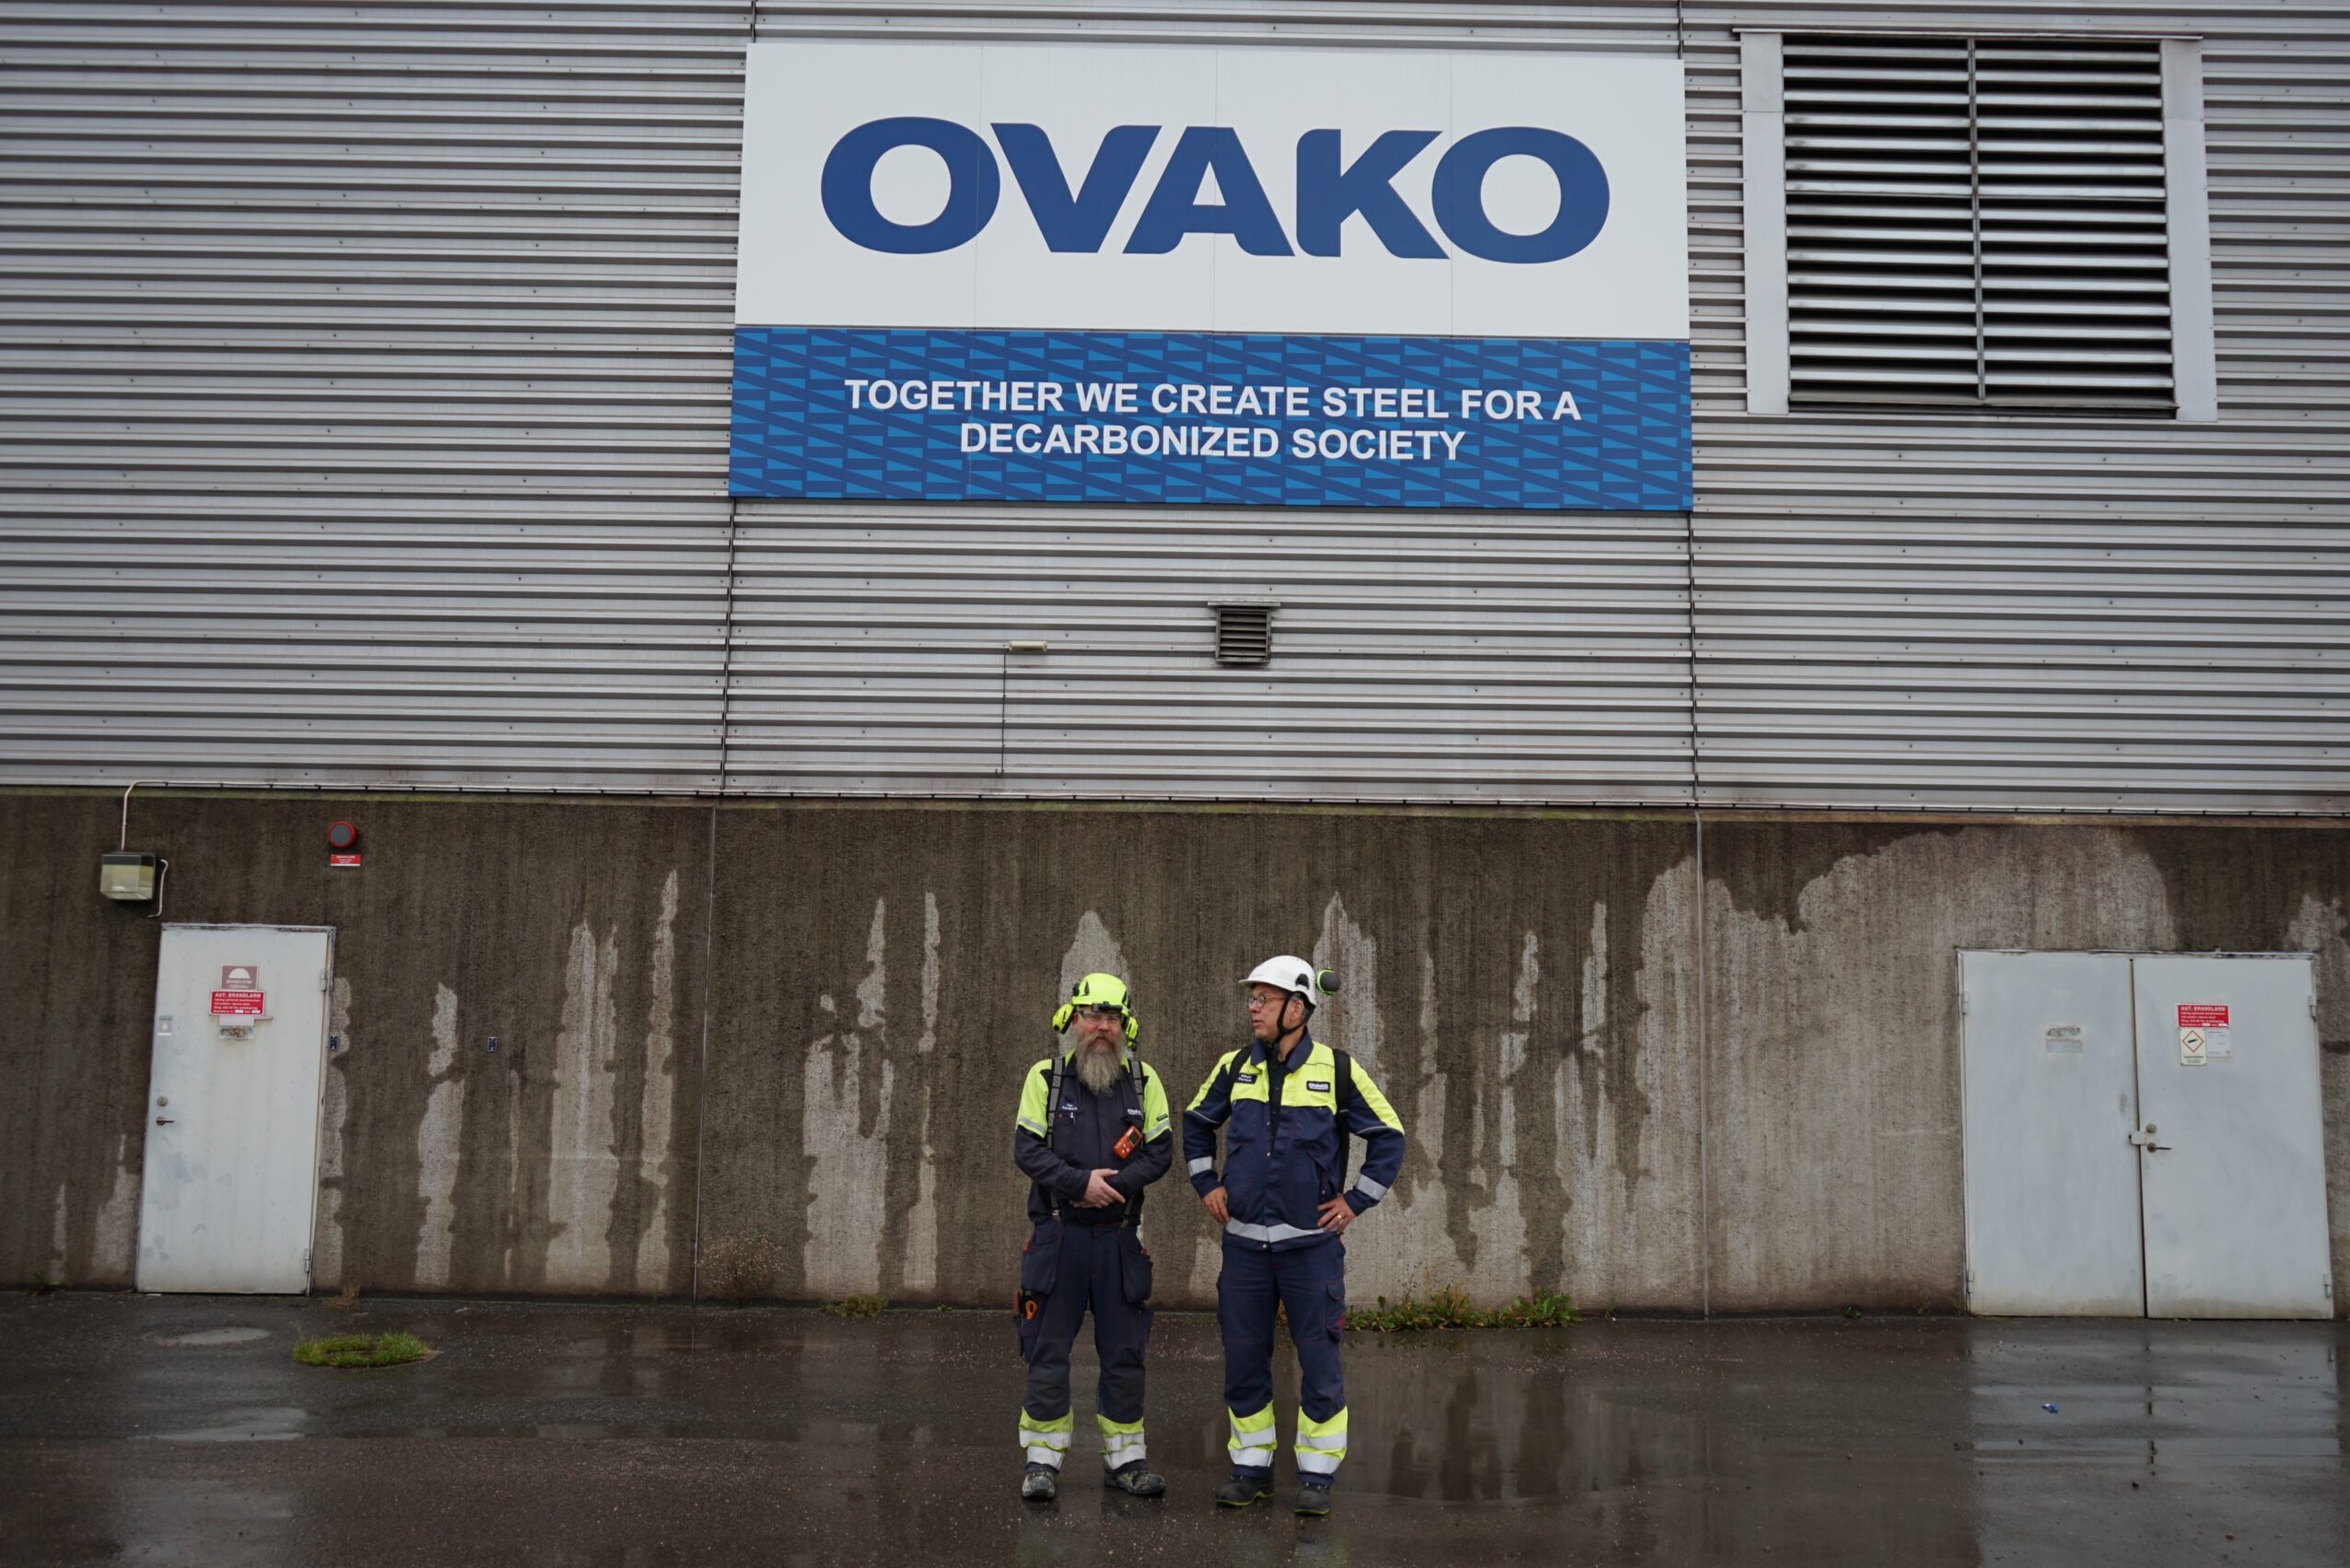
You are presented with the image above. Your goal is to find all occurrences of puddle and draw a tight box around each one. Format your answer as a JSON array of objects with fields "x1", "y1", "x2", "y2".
[
  {"x1": 151, "y1": 1328, "x2": 270, "y2": 1348},
  {"x1": 143, "y1": 1406, "x2": 307, "y2": 1443}
]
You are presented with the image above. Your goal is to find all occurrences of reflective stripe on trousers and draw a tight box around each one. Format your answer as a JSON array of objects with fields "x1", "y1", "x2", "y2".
[
  {"x1": 1296, "y1": 1406, "x2": 1349, "y2": 1476},
  {"x1": 1227, "y1": 1402, "x2": 1278, "y2": 1468},
  {"x1": 1019, "y1": 1409, "x2": 1073, "y2": 1470}
]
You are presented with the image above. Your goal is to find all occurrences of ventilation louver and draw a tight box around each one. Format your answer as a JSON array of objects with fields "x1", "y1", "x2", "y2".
[
  {"x1": 1213, "y1": 604, "x2": 1273, "y2": 666},
  {"x1": 1784, "y1": 35, "x2": 2173, "y2": 410}
]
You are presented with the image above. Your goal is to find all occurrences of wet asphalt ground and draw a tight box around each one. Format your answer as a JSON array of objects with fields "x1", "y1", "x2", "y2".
[{"x1": 0, "y1": 1293, "x2": 2343, "y2": 1566}]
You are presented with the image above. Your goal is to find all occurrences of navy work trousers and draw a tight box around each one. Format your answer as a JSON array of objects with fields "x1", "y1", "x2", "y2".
[
  {"x1": 1019, "y1": 1220, "x2": 1153, "y2": 1468},
  {"x1": 1218, "y1": 1236, "x2": 1347, "y2": 1482}
]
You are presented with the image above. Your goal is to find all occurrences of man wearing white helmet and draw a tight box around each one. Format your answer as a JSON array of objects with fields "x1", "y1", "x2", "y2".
[{"x1": 1183, "y1": 954, "x2": 1406, "y2": 1516}]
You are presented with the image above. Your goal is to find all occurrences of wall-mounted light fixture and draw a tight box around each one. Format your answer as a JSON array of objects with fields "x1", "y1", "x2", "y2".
[{"x1": 99, "y1": 850, "x2": 158, "y2": 902}]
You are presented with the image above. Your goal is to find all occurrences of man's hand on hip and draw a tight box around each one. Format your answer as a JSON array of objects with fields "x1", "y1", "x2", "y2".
[
  {"x1": 1316, "y1": 1196, "x2": 1355, "y2": 1234},
  {"x1": 1202, "y1": 1186, "x2": 1229, "y2": 1225}
]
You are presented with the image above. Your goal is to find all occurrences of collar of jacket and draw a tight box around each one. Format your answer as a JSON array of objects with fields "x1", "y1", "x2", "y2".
[{"x1": 1247, "y1": 1028, "x2": 1319, "y2": 1071}]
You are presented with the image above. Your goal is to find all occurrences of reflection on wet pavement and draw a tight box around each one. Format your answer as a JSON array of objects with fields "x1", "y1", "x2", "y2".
[{"x1": 1, "y1": 1294, "x2": 2341, "y2": 1565}]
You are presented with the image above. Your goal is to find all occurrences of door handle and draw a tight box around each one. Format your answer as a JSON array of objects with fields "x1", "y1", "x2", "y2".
[
  {"x1": 154, "y1": 1117, "x2": 174, "y2": 1126},
  {"x1": 2127, "y1": 1125, "x2": 2168, "y2": 1152}
]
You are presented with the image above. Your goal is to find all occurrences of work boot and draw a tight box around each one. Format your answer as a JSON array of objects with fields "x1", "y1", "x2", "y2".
[
  {"x1": 1214, "y1": 1474, "x2": 1272, "y2": 1508},
  {"x1": 1104, "y1": 1461, "x2": 1166, "y2": 1497},
  {"x1": 1295, "y1": 1481, "x2": 1333, "y2": 1516},
  {"x1": 1020, "y1": 1463, "x2": 1058, "y2": 1502}
]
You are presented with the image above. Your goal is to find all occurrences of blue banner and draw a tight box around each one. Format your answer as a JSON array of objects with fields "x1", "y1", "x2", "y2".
[{"x1": 731, "y1": 329, "x2": 1689, "y2": 510}]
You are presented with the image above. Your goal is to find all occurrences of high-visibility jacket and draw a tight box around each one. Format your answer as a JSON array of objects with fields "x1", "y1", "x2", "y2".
[
  {"x1": 1182, "y1": 1031, "x2": 1406, "y2": 1250},
  {"x1": 1014, "y1": 1050, "x2": 1173, "y2": 1226}
]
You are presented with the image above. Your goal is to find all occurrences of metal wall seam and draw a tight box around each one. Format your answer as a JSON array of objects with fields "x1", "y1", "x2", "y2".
[{"x1": 0, "y1": 1, "x2": 750, "y2": 790}]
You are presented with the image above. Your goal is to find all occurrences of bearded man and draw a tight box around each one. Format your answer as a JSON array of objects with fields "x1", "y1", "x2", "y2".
[{"x1": 1011, "y1": 972, "x2": 1174, "y2": 1501}]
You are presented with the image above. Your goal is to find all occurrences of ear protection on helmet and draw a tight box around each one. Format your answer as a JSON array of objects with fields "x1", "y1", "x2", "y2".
[{"x1": 1051, "y1": 992, "x2": 1141, "y2": 1044}]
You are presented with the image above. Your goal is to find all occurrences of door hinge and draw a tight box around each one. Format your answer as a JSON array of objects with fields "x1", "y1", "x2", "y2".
[
  {"x1": 1958, "y1": 994, "x2": 1970, "y2": 1015},
  {"x1": 320, "y1": 966, "x2": 330, "y2": 993},
  {"x1": 1964, "y1": 1270, "x2": 1973, "y2": 1296},
  {"x1": 303, "y1": 1247, "x2": 312, "y2": 1277}
]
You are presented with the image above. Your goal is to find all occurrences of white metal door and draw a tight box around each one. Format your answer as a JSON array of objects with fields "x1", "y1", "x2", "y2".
[
  {"x1": 2131, "y1": 955, "x2": 2332, "y2": 1319},
  {"x1": 135, "y1": 925, "x2": 334, "y2": 1293},
  {"x1": 1959, "y1": 952, "x2": 2146, "y2": 1316}
]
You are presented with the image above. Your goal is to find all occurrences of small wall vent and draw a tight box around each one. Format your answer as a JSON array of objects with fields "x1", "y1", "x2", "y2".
[{"x1": 1212, "y1": 603, "x2": 1273, "y2": 666}]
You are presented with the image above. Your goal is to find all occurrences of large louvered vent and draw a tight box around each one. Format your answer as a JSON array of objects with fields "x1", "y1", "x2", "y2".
[{"x1": 1784, "y1": 36, "x2": 2174, "y2": 410}]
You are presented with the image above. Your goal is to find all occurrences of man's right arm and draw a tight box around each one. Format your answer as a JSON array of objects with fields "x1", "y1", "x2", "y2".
[{"x1": 1012, "y1": 1059, "x2": 1091, "y2": 1201}]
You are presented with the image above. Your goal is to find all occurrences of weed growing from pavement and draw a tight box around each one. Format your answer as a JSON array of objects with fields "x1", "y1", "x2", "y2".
[
  {"x1": 294, "y1": 1331, "x2": 431, "y2": 1368},
  {"x1": 1349, "y1": 1284, "x2": 1579, "y2": 1332},
  {"x1": 825, "y1": 1293, "x2": 887, "y2": 1318}
]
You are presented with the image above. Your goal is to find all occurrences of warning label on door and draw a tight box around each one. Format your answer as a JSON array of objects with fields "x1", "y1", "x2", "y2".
[
  {"x1": 210, "y1": 990, "x2": 264, "y2": 1016},
  {"x1": 2179, "y1": 1002, "x2": 2230, "y2": 1059}
]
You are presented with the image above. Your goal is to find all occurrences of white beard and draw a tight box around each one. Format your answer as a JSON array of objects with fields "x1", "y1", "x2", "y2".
[{"x1": 1073, "y1": 1040, "x2": 1123, "y2": 1096}]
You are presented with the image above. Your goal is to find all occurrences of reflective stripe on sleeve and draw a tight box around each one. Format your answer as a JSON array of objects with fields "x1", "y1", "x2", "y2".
[
  {"x1": 1352, "y1": 1175, "x2": 1389, "y2": 1201},
  {"x1": 1187, "y1": 1156, "x2": 1215, "y2": 1176}
]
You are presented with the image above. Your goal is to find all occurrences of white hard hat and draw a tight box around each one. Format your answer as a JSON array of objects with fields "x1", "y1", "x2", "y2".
[{"x1": 1241, "y1": 955, "x2": 1338, "y2": 1006}]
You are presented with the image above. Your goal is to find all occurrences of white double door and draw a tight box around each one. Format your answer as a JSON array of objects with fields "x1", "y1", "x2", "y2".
[
  {"x1": 1959, "y1": 951, "x2": 2332, "y2": 1318},
  {"x1": 135, "y1": 924, "x2": 335, "y2": 1294}
]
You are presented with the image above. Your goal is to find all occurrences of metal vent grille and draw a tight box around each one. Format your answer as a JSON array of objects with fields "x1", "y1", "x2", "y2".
[
  {"x1": 1784, "y1": 35, "x2": 2173, "y2": 410},
  {"x1": 1212, "y1": 604, "x2": 1273, "y2": 666}
]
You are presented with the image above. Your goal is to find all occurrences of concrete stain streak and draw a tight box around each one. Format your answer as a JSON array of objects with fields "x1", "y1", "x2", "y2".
[
  {"x1": 546, "y1": 922, "x2": 621, "y2": 1292},
  {"x1": 1354, "y1": 948, "x2": 1469, "y2": 1307},
  {"x1": 1313, "y1": 893, "x2": 1382, "y2": 1073},
  {"x1": 414, "y1": 984, "x2": 465, "y2": 1289},
  {"x1": 91, "y1": 1135, "x2": 136, "y2": 1281},
  {"x1": 1467, "y1": 932, "x2": 1537, "y2": 1286},
  {"x1": 803, "y1": 900, "x2": 893, "y2": 1299},
  {"x1": 1058, "y1": 911, "x2": 1128, "y2": 1002},
  {"x1": 899, "y1": 891, "x2": 942, "y2": 1295},
  {"x1": 634, "y1": 869, "x2": 681, "y2": 1293},
  {"x1": 47, "y1": 1184, "x2": 66, "y2": 1281},
  {"x1": 313, "y1": 977, "x2": 354, "y2": 1289}
]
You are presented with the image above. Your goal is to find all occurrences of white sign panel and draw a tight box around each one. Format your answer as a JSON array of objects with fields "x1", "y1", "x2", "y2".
[
  {"x1": 738, "y1": 40, "x2": 1689, "y2": 337},
  {"x1": 731, "y1": 39, "x2": 1690, "y2": 510}
]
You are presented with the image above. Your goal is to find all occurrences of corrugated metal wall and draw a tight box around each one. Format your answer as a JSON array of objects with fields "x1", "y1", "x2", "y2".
[
  {"x1": 1685, "y1": 2, "x2": 2350, "y2": 810},
  {"x1": 0, "y1": 1, "x2": 744, "y2": 790},
  {"x1": 2, "y1": 1, "x2": 2344, "y2": 808}
]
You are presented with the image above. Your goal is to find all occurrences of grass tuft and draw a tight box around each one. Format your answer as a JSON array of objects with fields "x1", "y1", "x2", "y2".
[
  {"x1": 1349, "y1": 1284, "x2": 1578, "y2": 1332},
  {"x1": 824, "y1": 1293, "x2": 886, "y2": 1318},
  {"x1": 294, "y1": 1331, "x2": 431, "y2": 1368}
]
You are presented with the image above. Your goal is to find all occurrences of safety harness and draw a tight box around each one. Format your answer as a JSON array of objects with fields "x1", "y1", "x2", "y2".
[{"x1": 1042, "y1": 1049, "x2": 1152, "y2": 1227}]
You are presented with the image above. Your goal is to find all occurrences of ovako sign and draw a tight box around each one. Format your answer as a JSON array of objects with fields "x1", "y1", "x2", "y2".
[{"x1": 731, "y1": 40, "x2": 1690, "y2": 510}]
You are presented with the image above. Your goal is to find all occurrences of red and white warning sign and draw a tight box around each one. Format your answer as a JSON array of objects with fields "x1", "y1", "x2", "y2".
[
  {"x1": 210, "y1": 990, "x2": 265, "y2": 1017},
  {"x1": 2178, "y1": 1002, "x2": 2229, "y2": 1063}
]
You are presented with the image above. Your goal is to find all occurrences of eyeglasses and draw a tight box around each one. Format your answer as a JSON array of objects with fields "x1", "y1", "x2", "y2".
[{"x1": 1076, "y1": 1004, "x2": 1127, "y2": 1022}]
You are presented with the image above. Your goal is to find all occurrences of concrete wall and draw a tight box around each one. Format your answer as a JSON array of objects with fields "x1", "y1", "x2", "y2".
[{"x1": 3, "y1": 791, "x2": 2344, "y2": 1315}]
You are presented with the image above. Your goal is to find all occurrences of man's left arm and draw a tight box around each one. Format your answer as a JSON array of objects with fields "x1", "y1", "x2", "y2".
[
  {"x1": 1339, "y1": 1059, "x2": 1407, "y2": 1214},
  {"x1": 1111, "y1": 1062, "x2": 1175, "y2": 1197}
]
